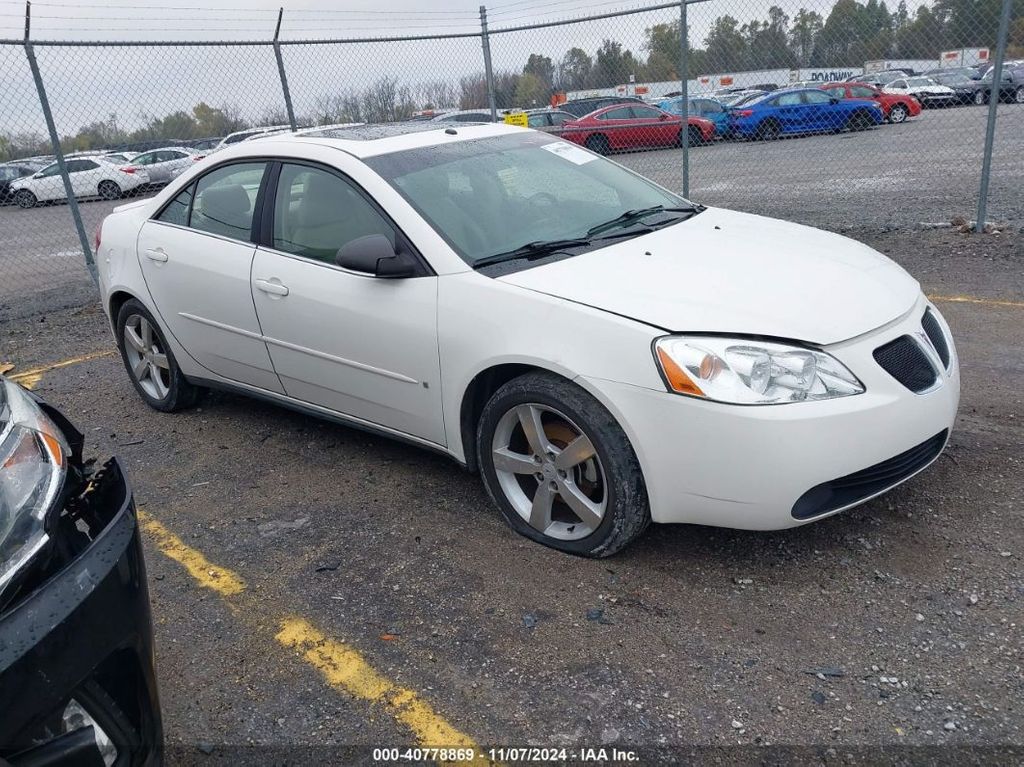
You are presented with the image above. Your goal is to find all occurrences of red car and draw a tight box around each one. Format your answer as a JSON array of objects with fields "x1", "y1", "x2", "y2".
[
  {"x1": 561, "y1": 103, "x2": 716, "y2": 154},
  {"x1": 819, "y1": 82, "x2": 921, "y2": 124}
]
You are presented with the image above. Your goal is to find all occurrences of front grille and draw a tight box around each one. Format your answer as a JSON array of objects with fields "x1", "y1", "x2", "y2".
[
  {"x1": 873, "y1": 335, "x2": 937, "y2": 393},
  {"x1": 921, "y1": 309, "x2": 951, "y2": 369},
  {"x1": 792, "y1": 429, "x2": 948, "y2": 520}
]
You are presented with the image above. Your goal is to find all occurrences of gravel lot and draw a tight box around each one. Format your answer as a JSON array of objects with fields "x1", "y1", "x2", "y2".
[
  {"x1": 2, "y1": 223, "x2": 1021, "y2": 760},
  {"x1": 2, "y1": 103, "x2": 1022, "y2": 322}
]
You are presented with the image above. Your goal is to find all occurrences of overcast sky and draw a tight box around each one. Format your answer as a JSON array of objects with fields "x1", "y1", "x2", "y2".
[{"x1": 1, "y1": 0, "x2": 931, "y2": 135}]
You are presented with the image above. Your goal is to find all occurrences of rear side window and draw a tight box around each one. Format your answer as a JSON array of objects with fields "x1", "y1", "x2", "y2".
[
  {"x1": 190, "y1": 162, "x2": 266, "y2": 241},
  {"x1": 157, "y1": 184, "x2": 194, "y2": 226},
  {"x1": 271, "y1": 163, "x2": 395, "y2": 264}
]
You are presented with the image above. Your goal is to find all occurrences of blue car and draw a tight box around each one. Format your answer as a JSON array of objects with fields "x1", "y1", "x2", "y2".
[
  {"x1": 729, "y1": 88, "x2": 884, "y2": 140},
  {"x1": 657, "y1": 96, "x2": 731, "y2": 136}
]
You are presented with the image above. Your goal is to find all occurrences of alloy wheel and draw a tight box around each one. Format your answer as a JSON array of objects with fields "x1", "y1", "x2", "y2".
[
  {"x1": 490, "y1": 403, "x2": 607, "y2": 541},
  {"x1": 1016, "y1": 87, "x2": 1024, "y2": 104},
  {"x1": 889, "y1": 105, "x2": 907, "y2": 123},
  {"x1": 15, "y1": 190, "x2": 35, "y2": 209},
  {"x1": 123, "y1": 314, "x2": 171, "y2": 400},
  {"x1": 99, "y1": 180, "x2": 121, "y2": 200}
]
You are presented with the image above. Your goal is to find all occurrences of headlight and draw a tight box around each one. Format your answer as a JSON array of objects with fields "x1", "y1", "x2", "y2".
[
  {"x1": 653, "y1": 336, "x2": 864, "y2": 405},
  {"x1": 0, "y1": 378, "x2": 67, "y2": 595}
]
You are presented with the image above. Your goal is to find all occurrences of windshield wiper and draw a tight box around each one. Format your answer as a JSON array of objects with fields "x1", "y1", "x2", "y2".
[
  {"x1": 586, "y1": 205, "x2": 702, "y2": 237},
  {"x1": 473, "y1": 238, "x2": 592, "y2": 268}
]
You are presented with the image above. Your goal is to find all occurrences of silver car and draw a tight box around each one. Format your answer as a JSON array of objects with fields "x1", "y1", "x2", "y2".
[{"x1": 128, "y1": 147, "x2": 202, "y2": 186}]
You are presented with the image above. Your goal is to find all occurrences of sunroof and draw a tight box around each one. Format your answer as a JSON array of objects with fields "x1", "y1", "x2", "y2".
[{"x1": 299, "y1": 123, "x2": 458, "y2": 141}]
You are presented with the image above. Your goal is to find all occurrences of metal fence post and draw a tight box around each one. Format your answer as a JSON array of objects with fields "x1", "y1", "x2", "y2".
[
  {"x1": 22, "y1": 1, "x2": 98, "y2": 287},
  {"x1": 975, "y1": 0, "x2": 1012, "y2": 233},
  {"x1": 679, "y1": 0, "x2": 689, "y2": 199},
  {"x1": 273, "y1": 8, "x2": 297, "y2": 131},
  {"x1": 479, "y1": 5, "x2": 497, "y2": 121}
]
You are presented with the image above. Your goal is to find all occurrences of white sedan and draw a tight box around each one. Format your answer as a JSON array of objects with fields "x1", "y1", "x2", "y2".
[
  {"x1": 94, "y1": 124, "x2": 959, "y2": 556},
  {"x1": 883, "y1": 77, "x2": 957, "y2": 107},
  {"x1": 10, "y1": 156, "x2": 149, "y2": 208}
]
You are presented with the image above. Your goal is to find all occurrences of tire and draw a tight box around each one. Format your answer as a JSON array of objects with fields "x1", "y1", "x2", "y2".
[
  {"x1": 973, "y1": 90, "x2": 986, "y2": 106},
  {"x1": 14, "y1": 190, "x2": 36, "y2": 209},
  {"x1": 888, "y1": 104, "x2": 908, "y2": 124},
  {"x1": 476, "y1": 371, "x2": 650, "y2": 557},
  {"x1": 846, "y1": 109, "x2": 873, "y2": 132},
  {"x1": 98, "y1": 180, "x2": 122, "y2": 200},
  {"x1": 1015, "y1": 86, "x2": 1024, "y2": 105},
  {"x1": 686, "y1": 125, "x2": 704, "y2": 147},
  {"x1": 755, "y1": 119, "x2": 781, "y2": 141},
  {"x1": 585, "y1": 134, "x2": 610, "y2": 155},
  {"x1": 116, "y1": 298, "x2": 199, "y2": 412}
]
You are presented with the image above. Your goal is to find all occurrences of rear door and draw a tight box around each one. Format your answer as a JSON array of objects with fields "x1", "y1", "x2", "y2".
[
  {"x1": 801, "y1": 90, "x2": 836, "y2": 131},
  {"x1": 136, "y1": 161, "x2": 284, "y2": 392},
  {"x1": 774, "y1": 91, "x2": 808, "y2": 132},
  {"x1": 67, "y1": 159, "x2": 101, "y2": 197}
]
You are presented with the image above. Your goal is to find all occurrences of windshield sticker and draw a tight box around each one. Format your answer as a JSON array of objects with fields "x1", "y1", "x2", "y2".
[{"x1": 541, "y1": 142, "x2": 597, "y2": 165}]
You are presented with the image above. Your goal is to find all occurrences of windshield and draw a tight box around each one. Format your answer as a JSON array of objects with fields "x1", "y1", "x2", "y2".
[
  {"x1": 907, "y1": 78, "x2": 933, "y2": 87},
  {"x1": 364, "y1": 132, "x2": 690, "y2": 266}
]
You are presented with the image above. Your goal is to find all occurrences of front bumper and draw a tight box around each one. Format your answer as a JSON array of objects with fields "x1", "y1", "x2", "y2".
[
  {"x1": 0, "y1": 448, "x2": 161, "y2": 766},
  {"x1": 584, "y1": 296, "x2": 959, "y2": 530}
]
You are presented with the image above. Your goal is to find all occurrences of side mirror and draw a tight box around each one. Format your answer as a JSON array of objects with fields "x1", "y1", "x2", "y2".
[
  {"x1": 658, "y1": 113, "x2": 669, "y2": 121},
  {"x1": 336, "y1": 234, "x2": 419, "y2": 279},
  {"x1": 830, "y1": 96, "x2": 840, "y2": 104}
]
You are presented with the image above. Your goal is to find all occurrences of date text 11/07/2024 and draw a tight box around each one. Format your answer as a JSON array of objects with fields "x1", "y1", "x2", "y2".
[{"x1": 371, "y1": 747, "x2": 641, "y2": 762}]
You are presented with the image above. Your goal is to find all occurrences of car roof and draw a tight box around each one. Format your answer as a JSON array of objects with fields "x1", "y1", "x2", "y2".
[{"x1": 260, "y1": 121, "x2": 526, "y2": 159}]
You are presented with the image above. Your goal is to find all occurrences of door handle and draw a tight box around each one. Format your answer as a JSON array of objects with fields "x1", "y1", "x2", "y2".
[
  {"x1": 144, "y1": 248, "x2": 168, "y2": 262},
  {"x1": 254, "y1": 279, "x2": 289, "y2": 297}
]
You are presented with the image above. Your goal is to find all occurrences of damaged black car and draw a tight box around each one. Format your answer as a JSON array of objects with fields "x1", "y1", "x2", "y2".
[{"x1": 0, "y1": 376, "x2": 161, "y2": 766}]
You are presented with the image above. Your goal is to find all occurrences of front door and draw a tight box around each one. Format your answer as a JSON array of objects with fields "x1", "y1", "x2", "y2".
[{"x1": 250, "y1": 162, "x2": 445, "y2": 444}]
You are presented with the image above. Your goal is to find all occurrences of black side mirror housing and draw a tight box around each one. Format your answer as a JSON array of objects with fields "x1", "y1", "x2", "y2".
[{"x1": 335, "y1": 234, "x2": 419, "y2": 279}]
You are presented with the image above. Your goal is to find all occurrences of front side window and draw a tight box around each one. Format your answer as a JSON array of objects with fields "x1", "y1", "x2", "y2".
[
  {"x1": 527, "y1": 114, "x2": 549, "y2": 128},
  {"x1": 850, "y1": 86, "x2": 876, "y2": 98},
  {"x1": 38, "y1": 164, "x2": 60, "y2": 177},
  {"x1": 776, "y1": 92, "x2": 803, "y2": 106},
  {"x1": 803, "y1": 90, "x2": 832, "y2": 105},
  {"x1": 133, "y1": 153, "x2": 155, "y2": 166},
  {"x1": 598, "y1": 107, "x2": 633, "y2": 120},
  {"x1": 365, "y1": 132, "x2": 685, "y2": 266},
  {"x1": 630, "y1": 106, "x2": 663, "y2": 119},
  {"x1": 272, "y1": 164, "x2": 395, "y2": 264},
  {"x1": 891, "y1": 80, "x2": 907, "y2": 89},
  {"x1": 190, "y1": 162, "x2": 266, "y2": 241}
]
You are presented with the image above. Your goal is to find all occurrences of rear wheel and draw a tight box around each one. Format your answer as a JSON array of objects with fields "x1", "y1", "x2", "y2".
[
  {"x1": 477, "y1": 372, "x2": 650, "y2": 557},
  {"x1": 685, "y1": 125, "x2": 704, "y2": 147},
  {"x1": 116, "y1": 299, "x2": 199, "y2": 412},
  {"x1": 14, "y1": 190, "x2": 36, "y2": 209},
  {"x1": 585, "y1": 134, "x2": 610, "y2": 155},
  {"x1": 98, "y1": 180, "x2": 122, "y2": 200},
  {"x1": 888, "y1": 104, "x2": 908, "y2": 123},
  {"x1": 755, "y1": 119, "x2": 781, "y2": 141},
  {"x1": 973, "y1": 90, "x2": 986, "y2": 106},
  {"x1": 1015, "y1": 86, "x2": 1024, "y2": 105}
]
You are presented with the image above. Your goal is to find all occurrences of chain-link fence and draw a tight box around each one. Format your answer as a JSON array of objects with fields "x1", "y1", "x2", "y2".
[{"x1": 1, "y1": 0, "x2": 1020, "y2": 319}]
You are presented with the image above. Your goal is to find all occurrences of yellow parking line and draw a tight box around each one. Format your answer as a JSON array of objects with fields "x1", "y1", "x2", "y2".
[
  {"x1": 138, "y1": 511, "x2": 246, "y2": 597},
  {"x1": 277, "y1": 619, "x2": 491, "y2": 764},
  {"x1": 928, "y1": 294, "x2": 1024, "y2": 309},
  {"x1": 138, "y1": 513, "x2": 490, "y2": 763},
  {"x1": 7, "y1": 350, "x2": 116, "y2": 390}
]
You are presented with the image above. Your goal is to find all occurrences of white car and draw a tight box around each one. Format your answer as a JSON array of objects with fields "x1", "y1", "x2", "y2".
[
  {"x1": 94, "y1": 124, "x2": 959, "y2": 557},
  {"x1": 212, "y1": 125, "x2": 293, "y2": 152},
  {"x1": 9, "y1": 157, "x2": 149, "y2": 208},
  {"x1": 883, "y1": 77, "x2": 956, "y2": 107}
]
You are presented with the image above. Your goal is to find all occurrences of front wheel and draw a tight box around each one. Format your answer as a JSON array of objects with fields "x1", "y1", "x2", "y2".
[
  {"x1": 116, "y1": 299, "x2": 199, "y2": 412},
  {"x1": 14, "y1": 190, "x2": 36, "y2": 209},
  {"x1": 98, "y1": 180, "x2": 122, "y2": 200},
  {"x1": 973, "y1": 90, "x2": 987, "y2": 106},
  {"x1": 1015, "y1": 86, "x2": 1024, "y2": 105},
  {"x1": 888, "y1": 104, "x2": 908, "y2": 123},
  {"x1": 477, "y1": 372, "x2": 650, "y2": 557}
]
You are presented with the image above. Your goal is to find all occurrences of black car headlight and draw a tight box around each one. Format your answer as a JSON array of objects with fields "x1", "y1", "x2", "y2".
[{"x1": 0, "y1": 377, "x2": 68, "y2": 598}]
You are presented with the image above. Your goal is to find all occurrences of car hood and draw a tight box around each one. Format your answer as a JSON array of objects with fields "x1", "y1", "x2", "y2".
[{"x1": 497, "y1": 207, "x2": 920, "y2": 346}]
